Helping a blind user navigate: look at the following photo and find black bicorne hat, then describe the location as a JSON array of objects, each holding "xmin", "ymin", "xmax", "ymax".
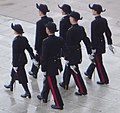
[
  {"xmin": 69, "ymin": 11, "xmax": 83, "ymax": 20},
  {"xmin": 11, "ymin": 23, "xmax": 24, "ymax": 34},
  {"xmin": 36, "ymin": 3, "xmax": 50, "ymax": 12},
  {"xmin": 45, "ymin": 22, "xmax": 58, "ymax": 33},
  {"xmin": 89, "ymin": 4, "xmax": 106, "ymax": 13},
  {"xmin": 58, "ymin": 4, "xmax": 71, "ymax": 14}
]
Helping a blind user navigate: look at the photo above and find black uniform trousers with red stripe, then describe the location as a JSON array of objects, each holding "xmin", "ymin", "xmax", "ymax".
[
  {"xmin": 63, "ymin": 64, "xmax": 87, "ymax": 94},
  {"xmin": 85, "ymin": 53, "xmax": 109, "ymax": 83},
  {"xmin": 41, "ymin": 75, "xmax": 64, "ymax": 107}
]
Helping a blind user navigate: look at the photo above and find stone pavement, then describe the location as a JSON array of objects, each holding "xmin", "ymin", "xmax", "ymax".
[{"xmin": 0, "ymin": 0, "xmax": 120, "ymax": 113}]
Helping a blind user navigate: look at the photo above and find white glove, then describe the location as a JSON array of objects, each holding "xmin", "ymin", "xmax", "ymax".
[
  {"xmin": 89, "ymin": 54, "xmax": 94, "ymax": 61},
  {"xmin": 13, "ymin": 67, "xmax": 18, "ymax": 72},
  {"xmin": 32, "ymin": 59, "xmax": 39, "ymax": 67},
  {"xmin": 64, "ymin": 60, "xmax": 69, "ymax": 66},
  {"xmin": 70, "ymin": 65, "xmax": 77, "ymax": 74},
  {"xmin": 42, "ymin": 72, "xmax": 46, "ymax": 77},
  {"xmin": 35, "ymin": 50, "xmax": 38, "ymax": 56},
  {"xmin": 92, "ymin": 49, "xmax": 96, "ymax": 54},
  {"xmin": 108, "ymin": 45, "xmax": 114, "ymax": 54}
]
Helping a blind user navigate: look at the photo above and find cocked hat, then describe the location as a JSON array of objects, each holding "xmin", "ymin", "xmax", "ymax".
[
  {"xmin": 69, "ymin": 11, "xmax": 83, "ymax": 20},
  {"xmin": 58, "ymin": 4, "xmax": 71, "ymax": 14},
  {"xmin": 89, "ymin": 4, "xmax": 106, "ymax": 13},
  {"xmin": 11, "ymin": 23, "xmax": 24, "ymax": 34},
  {"xmin": 45, "ymin": 22, "xmax": 58, "ymax": 33},
  {"xmin": 36, "ymin": 3, "xmax": 50, "ymax": 12}
]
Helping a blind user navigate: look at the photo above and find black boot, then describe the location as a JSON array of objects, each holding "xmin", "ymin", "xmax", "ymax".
[
  {"xmin": 21, "ymin": 83, "xmax": 31, "ymax": 98},
  {"xmin": 51, "ymin": 105, "xmax": 63, "ymax": 110},
  {"xmin": 59, "ymin": 82, "xmax": 68, "ymax": 90},
  {"xmin": 4, "ymin": 84, "xmax": 13, "ymax": 91},
  {"xmin": 21, "ymin": 92, "xmax": 31, "ymax": 99},
  {"xmin": 37, "ymin": 95, "xmax": 47, "ymax": 103}
]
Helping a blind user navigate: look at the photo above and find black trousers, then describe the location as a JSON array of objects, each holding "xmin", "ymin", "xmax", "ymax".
[
  {"xmin": 41, "ymin": 75, "xmax": 64, "ymax": 107},
  {"xmin": 30, "ymin": 54, "xmax": 41, "ymax": 77},
  {"xmin": 86, "ymin": 53, "xmax": 109, "ymax": 83},
  {"xmin": 62, "ymin": 64, "xmax": 87, "ymax": 94}
]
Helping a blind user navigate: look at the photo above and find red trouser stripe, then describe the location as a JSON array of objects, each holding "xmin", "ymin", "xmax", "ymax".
[
  {"xmin": 74, "ymin": 73, "xmax": 84, "ymax": 93},
  {"xmin": 96, "ymin": 54, "xmax": 105, "ymax": 82},
  {"xmin": 47, "ymin": 76, "xmax": 59, "ymax": 106}
]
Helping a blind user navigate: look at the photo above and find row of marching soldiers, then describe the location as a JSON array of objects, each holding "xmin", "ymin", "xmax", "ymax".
[{"xmin": 4, "ymin": 3, "xmax": 114, "ymax": 110}]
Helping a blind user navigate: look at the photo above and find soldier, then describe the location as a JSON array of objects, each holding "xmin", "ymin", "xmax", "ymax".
[
  {"xmin": 58, "ymin": 4, "xmax": 72, "ymax": 88},
  {"xmin": 59, "ymin": 11, "xmax": 93, "ymax": 95},
  {"xmin": 37, "ymin": 22, "xmax": 70, "ymax": 110},
  {"xmin": 84, "ymin": 4, "xmax": 114, "ymax": 84},
  {"xmin": 29, "ymin": 3, "xmax": 53, "ymax": 78},
  {"xmin": 4, "ymin": 23, "xmax": 37, "ymax": 98}
]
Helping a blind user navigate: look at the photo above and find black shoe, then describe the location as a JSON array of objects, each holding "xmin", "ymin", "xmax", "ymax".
[
  {"xmin": 33, "ymin": 74, "xmax": 37, "ymax": 79},
  {"xmin": 97, "ymin": 81, "xmax": 109, "ymax": 85},
  {"xmin": 51, "ymin": 105, "xmax": 63, "ymax": 110},
  {"xmin": 4, "ymin": 84, "xmax": 13, "ymax": 91},
  {"xmin": 75, "ymin": 91, "xmax": 82, "ymax": 96},
  {"xmin": 29, "ymin": 71, "xmax": 33, "ymax": 75},
  {"xmin": 84, "ymin": 72, "xmax": 91, "ymax": 79},
  {"xmin": 37, "ymin": 95, "xmax": 47, "ymax": 103},
  {"xmin": 21, "ymin": 92, "xmax": 31, "ymax": 99},
  {"xmin": 59, "ymin": 82, "xmax": 68, "ymax": 90},
  {"xmin": 29, "ymin": 71, "xmax": 37, "ymax": 79}
]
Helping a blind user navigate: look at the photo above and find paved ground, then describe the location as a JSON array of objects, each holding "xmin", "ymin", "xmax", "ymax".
[{"xmin": 0, "ymin": 0, "xmax": 120, "ymax": 113}]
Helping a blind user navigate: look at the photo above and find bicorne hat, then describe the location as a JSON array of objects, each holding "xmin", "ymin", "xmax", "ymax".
[
  {"xmin": 58, "ymin": 4, "xmax": 71, "ymax": 14},
  {"xmin": 89, "ymin": 4, "xmax": 106, "ymax": 13},
  {"xmin": 36, "ymin": 3, "xmax": 50, "ymax": 12},
  {"xmin": 69, "ymin": 11, "xmax": 83, "ymax": 20},
  {"xmin": 11, "ymin": 23, "xmax": 24, "ymax": 34},
  {"xmin": 45, "ymin": 22, "xmax": 58, "ymax": 33}
]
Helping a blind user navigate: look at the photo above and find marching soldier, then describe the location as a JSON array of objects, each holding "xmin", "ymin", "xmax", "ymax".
[
  {"xmin": 84, "ymin": 4, "xmax": 114, "ymax": 84},
  {"xmin": 37, "ymin": 22, "xmax": 71, "ymax": 110},
  {"xmin": 29, "ymin": 3, "xmax": 53, "ymax": 78},
  {"xmin": 4, "ymin": 23, "xmax": 37, "ymax": 98},
  {"xmin": 59, "ymin": 11, "xmax": 93, "ymax": 95},
  {"xmin": 58, "ymin": 4, "xmax": 72, "ymax": 88}
]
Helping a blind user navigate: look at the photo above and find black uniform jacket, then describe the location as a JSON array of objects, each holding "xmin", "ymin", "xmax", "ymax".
[
  {"xmin": 66, "ymin": 24, "xmax": 92, "ymax": 65},
  {"xmin": 91, "ymin": 16, "xmax": 112, "ymax": 54},
  {"xmin": 59, "ymin": 15, "xmax": 71, "ymax": 40},
  {"xmin": 41, "ymin": 35, "xmax": 70, "ymax": 76},
  {"xmin": 12, "ymin": 35, "xmax": 35, "ymax": 67},
  {"xmin": 35, "ymin": 16, "xmax": 53, "ymax": 54}
]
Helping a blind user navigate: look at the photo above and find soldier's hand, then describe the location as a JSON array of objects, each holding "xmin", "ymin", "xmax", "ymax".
[
  {"xmin": 42, "ymin": 72, "xmax": 46, "ymax": 77},
  {"xmin": 92, "ymin": 49, "xmax": 96, "ymax": 54},
  {"xmin": 13, "ymin": 67, "xmax": 18, "ymax": 73},
  {"xmin": 108, "ymin": 45, "xmax": 114, "ymax": 54},
  {"xmin": 35, "ymin": 50, "xmax": 38, "ymax": 56},
  {"xmin": 70, "ymin": 65, "xmax": 77, "ymax": 74},
  {"xmin": 89, "ymin": 54, "xmax": 94, "ymax": 61},
  {"xmin": 32, "ymin": 59, "xmax": 39, "ymax": 67},
  {"xmin": 64, "ymin": 60, "xmax": 69, "ymax": 66}
]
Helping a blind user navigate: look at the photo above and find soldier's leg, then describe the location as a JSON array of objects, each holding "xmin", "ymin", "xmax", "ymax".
[
  {"xmin": 21, "ymin": 83, "xmax": 31, "ymax": 99},
  {"xmin": 29, "ymin": 54, "xmax": 40, "ymax": 78},
  {"xmin": 47, "ymin": 75, "xmax": 64, "ymax": 110},
  {"xmin": 71, "ymin": 65, "xmax": 87, "ymax": 95},
  {"xmin": 4, "ymin": 68, "xmax": 16, "ymax": 91},
  {"xmin": 37, "ymin": 77, "xmax": 50, "ymax": 103},
  {"xmin": 59, "ymin": 64, "xmax": 71, "ymax": 90},
  {"xmin": 84, "ymin": 62, "xmax": 96, "ymax": 79},
  {"xmin": 95, "ymin": 54, "xmax": 109, "ymax": 84}
]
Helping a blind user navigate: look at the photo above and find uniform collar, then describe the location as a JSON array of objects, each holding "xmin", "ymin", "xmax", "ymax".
[
  {"xmin": 72, "ymin": 23, "xmax": 78, "ymax": 26},
  {"xmin": 41, "ymin": 15, "xmax": 47, "ymax": 19},
  {"xmin": 95, "ymin": 15, "xmax": 101, "ymax": 19}
]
